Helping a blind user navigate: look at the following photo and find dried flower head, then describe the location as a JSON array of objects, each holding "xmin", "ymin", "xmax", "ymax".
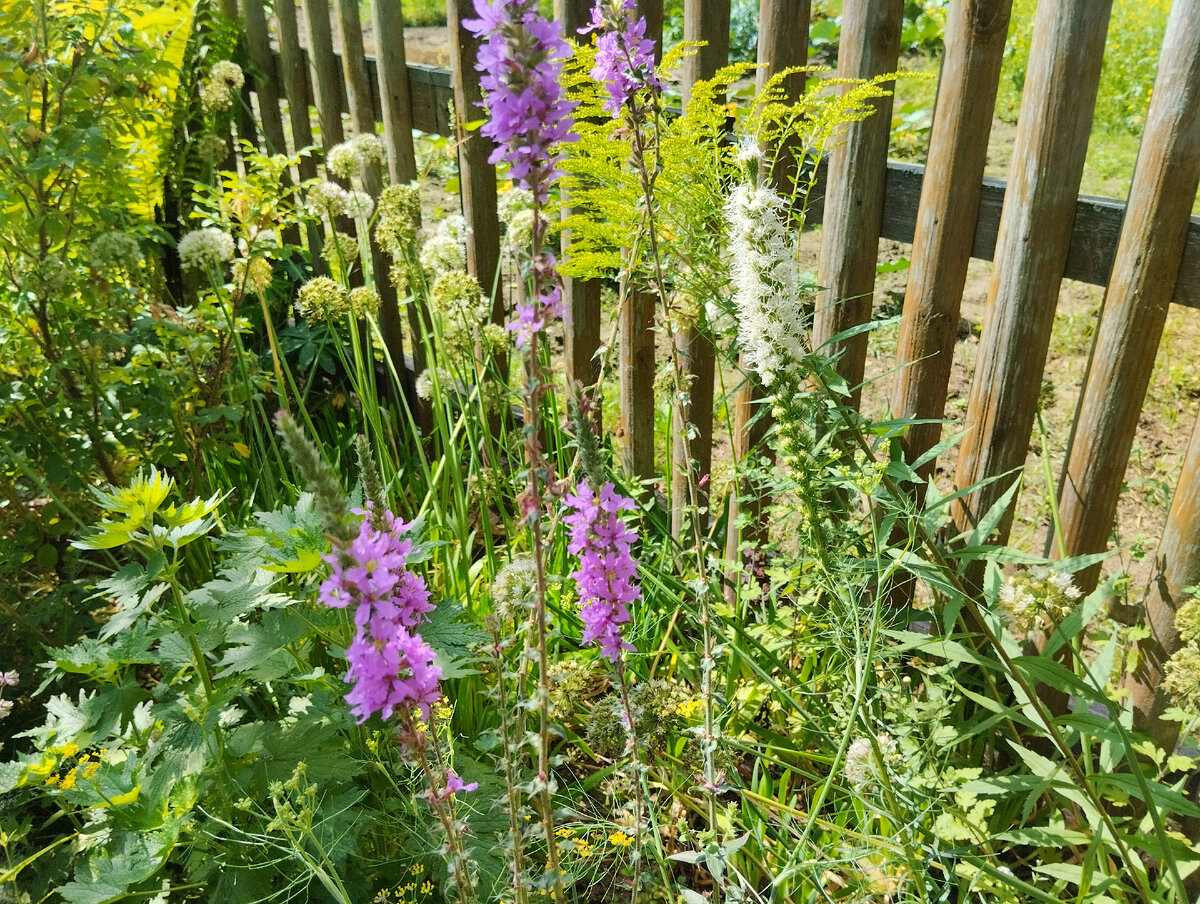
[
  {"xmin": 348, "ymin": 285, "xmax": 381, "ymax": 317},
  {"xmin": 419, "ymin": 215, "xmax": 469, "ymax": 277},
  {"xmin": 1164, "ymin": 644, "xmax": 1200, "ymax": 713},
  {"xmin": 306, "ymin": 181, "xmax": 352, "ymax": 219},
  {"xmin": 491, "ymin": 554, "xmax": 538, "ymax": 620},
  {"xmin": 997, "ymin": 565, "xmax": 1082, "ymax": 637},
  {"xmin": 322, "ymin": 232, "xmax": 360, "ymax": 270}
]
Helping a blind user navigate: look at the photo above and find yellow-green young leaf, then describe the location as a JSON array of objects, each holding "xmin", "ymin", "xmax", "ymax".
[{"xmin": 263, "ymin": 547, "xmax": 324, "ymax": 574}]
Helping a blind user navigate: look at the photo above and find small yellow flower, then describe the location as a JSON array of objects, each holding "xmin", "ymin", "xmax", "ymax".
[
  {"xmin": 608, "ymin": 831, "xmax": 633, "ymax": 847},
  {"xmin": 420, "ymin": 881, "xmax": 433, "ymax": 894}
]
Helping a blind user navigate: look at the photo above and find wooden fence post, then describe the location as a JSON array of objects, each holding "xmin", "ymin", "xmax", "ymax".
[
  {"xmin": 614, "ymin": 0, "xmax": 662, "ymax": 484},
  {"xmin": 371, "ymin": 0, "xmax": 420, "ymax": 186},
  {"xmin": 301, "ymin": 0, "xmax": 347, "ymax": 150},
  {"xmin": 952, "ymin": 1, "xmax": 1112, "ymax": 541},
  {"xmin": 1129, "ymin": 411, "xmax": 1200, "ymax": 751},
  {"xmin": 620, "ymin": 284, "xmax": 656, "ymax": 482},
  {"xmin": 558, "ymin": 0, "xmax": 602, "ymax": 415},
  {"xmin": 671, "ymin": 0, "xmax": 728, "ymax": 536},
  {"xmin": 812, "ymin": 0, "xmax": 902, "ymax": 410},
  {"xmin": 336, "ymin": 0, "xmax": 408, "ymax": 387},
  {"xmin": 725, "ymin": 0, "xmax": 810, "ymax": 592},
  {"xmin": 1055, "ymin": 0, "xmax": 1200, "ymax": 595},
  {"xmin": 242, "ymin": 0, "xmax": 287, "ymax": 155},
  {"xmin": 273, "ymin": 0, "xmax": 324, "ymax": 268},
  {"xmin": 681, "ymin": 0, "xmax": 730, "ymax": 106},
  {"xmin": 891, "ymin": 0, "xmax": 1012, "ymax": 478},
  {"xmin": 446, "ymin": 0, "xmax": 502, "ymax": 313}
]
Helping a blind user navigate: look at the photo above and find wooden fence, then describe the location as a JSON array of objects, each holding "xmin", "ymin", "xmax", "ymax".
[{"xmin": 223, "ymin": 0, "xmax": 1200, "ymax": 740}]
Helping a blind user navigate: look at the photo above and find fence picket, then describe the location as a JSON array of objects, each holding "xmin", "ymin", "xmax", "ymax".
[
  {"xmin": 370, "ymin": 0, "xmax": 419, "ymax": 186},
  {"xmin": 301, "ymin": 0, "xmax": 347, "ymax": 148},
  {"xmin": 1130, "ymin": 411, "xmax": 1200, "ymax": 751},
  {"xmin": 1055, "ymin": 0, "xmax": 1200, "ymax": 593},
  {"xmin": 812, "ymin": 0, "xmax": 902, "ymax": 411},
  {"xmin": 558, "ymin": 0, "xmax": 602, "ymax": 416},
  {"xmin": 446, "ymin": 0, "xmax": 503, "ymax": 321},
  {"xmin": 335, "ymin": 0, "xmax": 407, "ymax": 384},
  {"xmin": 891, "ymin": 0, "xmax": 1011, "ymax": 479},
  {"xmin": 952, "ymin": 0, "xmax": 1112, "ymax": 542}
]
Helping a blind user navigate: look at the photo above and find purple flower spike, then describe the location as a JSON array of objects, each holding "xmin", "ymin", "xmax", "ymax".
[
  {"xmin": 319, "ymin": 507, "xmax": 441, "ymax": 722},
  {"xmin": 585, "ymin": 0, "xmax": 662, "ymax": 118},
  {"xmin": 465, "ymin": 0, "xmax": 578, "ymax": 204},
  {"xmin": 563, "ymin": 481, "xmax": 640, "ymax": 661}
]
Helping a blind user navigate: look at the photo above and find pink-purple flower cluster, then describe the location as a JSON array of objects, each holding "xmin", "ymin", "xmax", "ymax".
[
  {"xmin": 563, "ymin": 481, "xmax": 640, "ymax": 661},
  {"xmin": 464, "ymin": 0, "xmax": 578, "ymax": 204},
  {"xmin": 320, "ymin": 508, "xmax": 442, "ymax": 723},
  {"xmin": 584, "ymin": 0, "xmax": 662, "ymax": 117}
]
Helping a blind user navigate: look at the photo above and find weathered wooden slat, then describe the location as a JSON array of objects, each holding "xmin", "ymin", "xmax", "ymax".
[
  {"xmin": 1130, "ymin": 411, "xmax": 1200, "ymax": 750},
  {"xmin": 620, "ymin": 288, "xmax": 656, "ymax": 482},
  {"xmin": 891, "ymin": 0, "xmax": 1012, "ymax": 479},
  {"xmin": 371, "ymin": 0, "xmax": 419, "ymax": 185},
  {"xmin": 672, "ymin": 0, "xmax": 727, "ymax": 536},
  {"xmin": 952, "ymin": 0, "xmax": 1112, "ymax": 541},
  {"xmin": 243, "ymin": 0, "xmax": 288, "ymax": 155},
  {"xmin": 446, "ymin": 0, "xmax": 502, "ymax": 313},
  {"xmin": 1056, "ymin": 0, "xmax": 1200, "ymax": 599},
  {"xmin": 335, "ymin": 0, "xmax": 406, "ymax": 392},
  {"xmin": 636, "ymin": 0, "xmax": 664, "ymax": 63},
  {"xmin": 300, "ymin": 0, "xmax": 346, "ymax": 149},
  {"xmin": 725, "ymin": 0, "xmax": 809, "ymax": 588},
  {"xmin": 273, "ymin": 2, "xmax": 317, "ymax": 178},
  {"xmin": 558, "ymin": 0, "xmax": 602, "ymax": 408},
  {"xmin": 681, "ymin": 0, "xmax": 731, "ymax": 106},
  {"xmin": 812, "ymin": 0, "xmax": 903, "ymax": 410}
]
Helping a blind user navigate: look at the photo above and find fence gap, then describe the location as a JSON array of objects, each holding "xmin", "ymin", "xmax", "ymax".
[
  {"xmin": 951, "ymin": 0, "xmax": 1112, "ymax": 543},
  {"xmin": 1055, "ymin": 0, "xmax": 1200, "ymax": 594},
  {"xmin": 812, "ymin": 0, "xmax": 902, "ymax": 411},
  {"xmin": 891, "ymin": 0, "xmax": 1011, "ymax": 481}
]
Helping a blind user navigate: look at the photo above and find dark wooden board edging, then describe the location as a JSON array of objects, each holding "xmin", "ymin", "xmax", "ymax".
[{"xmin": 265, "ymin": 51, "xmax": 1200, "ymax": 311}]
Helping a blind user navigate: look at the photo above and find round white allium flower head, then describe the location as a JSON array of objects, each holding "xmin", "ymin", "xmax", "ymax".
[
  {"xmin": 306, "ymin": 181, "xmax": 352, "ymax": 218},
  {"xmin": 419, "ymin": 215, "xmax": 469, "ymax": 277},
  {"xmin": 344, "ymin": 189, "xmax": 375, "ymax": 220},
  {"xmin": 89, "ymin": 231, "xmax": 142, "ymax": 271},
  {"xmin": 178, "ymin": 227, "xmax": 235, "ymax": 272},
  {"xmin": 231, "ymin": 256, "xmax": 273, "ymax": 297},
  {"xmin": 199, "ymin": 60, "xmax": 245, "ymax": 112},
  {"xmin": 295, "ymin": 276, "xmax": 349, "ymax": 321}
]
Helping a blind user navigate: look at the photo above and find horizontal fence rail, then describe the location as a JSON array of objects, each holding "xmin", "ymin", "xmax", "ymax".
[{"xmin": 264, "ymin": 49, "xmax": 1200, "ymax": 311}]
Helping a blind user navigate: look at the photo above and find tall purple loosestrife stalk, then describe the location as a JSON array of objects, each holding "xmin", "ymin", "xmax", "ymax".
[
  {"xmin": 582, "ymin": 0, "xmax": 724, "ymax": 841},
  {"xmin": 463, "ymin": 2, "xmax": 577, "ymax": 898}
]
